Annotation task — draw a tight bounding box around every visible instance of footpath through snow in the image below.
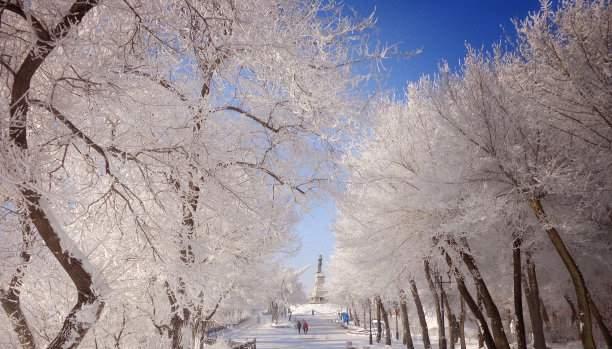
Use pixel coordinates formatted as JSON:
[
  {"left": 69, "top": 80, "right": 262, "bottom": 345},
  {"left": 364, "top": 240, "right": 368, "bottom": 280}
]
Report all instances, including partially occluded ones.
[{"left": 222, "top": 304, "right": 479, "bottom": 349}]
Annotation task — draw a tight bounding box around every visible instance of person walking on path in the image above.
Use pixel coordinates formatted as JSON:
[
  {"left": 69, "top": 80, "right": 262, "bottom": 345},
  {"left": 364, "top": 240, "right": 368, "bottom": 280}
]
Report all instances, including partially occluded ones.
[
  {"left": 296, "top": 320, "right": 302, "bottom": 334},
  {"left": 303, "top": 320, "right": 309, "bottom": 334}
]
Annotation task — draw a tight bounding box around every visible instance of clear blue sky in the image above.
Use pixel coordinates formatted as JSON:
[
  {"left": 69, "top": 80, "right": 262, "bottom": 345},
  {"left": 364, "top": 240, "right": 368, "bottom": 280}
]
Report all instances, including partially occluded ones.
[{"left": 288, "top": 0, "right": 542, "bottom": 292}]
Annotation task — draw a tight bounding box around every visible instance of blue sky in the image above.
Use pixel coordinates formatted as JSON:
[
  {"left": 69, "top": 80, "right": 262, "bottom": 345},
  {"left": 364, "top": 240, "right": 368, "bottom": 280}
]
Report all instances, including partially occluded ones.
[{"left": 288, "top": 0, "right": 542, "bottom": 292}]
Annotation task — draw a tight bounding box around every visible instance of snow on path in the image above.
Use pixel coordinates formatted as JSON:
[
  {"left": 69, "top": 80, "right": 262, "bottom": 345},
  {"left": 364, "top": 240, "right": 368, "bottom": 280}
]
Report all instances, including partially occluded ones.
[
  {"left": 229, "top": 313, "right": 356, "bottom": 348},
  {"left": 226, "top": 305, "right": 435, "bottom": 349},
  {"left": 221, "top": 304, "right": 577, "bottom": 349}
]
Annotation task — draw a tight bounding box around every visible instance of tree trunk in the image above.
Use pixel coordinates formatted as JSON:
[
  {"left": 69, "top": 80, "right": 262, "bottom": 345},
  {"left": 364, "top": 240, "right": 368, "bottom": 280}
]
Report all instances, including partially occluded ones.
[
  {"left": 400, "top": 290, "right": 415, "bottom": 349},
  {"left": 478, "top": 325, "right": 485, "bottom": 348},
  {"left": 540, "top": 299, "right": 550, "bottom": 331},
  {"left": 524, "top": 256, "right": 546, "bottom": 349},
  {"left": 459, "top": 297, "right": 466, "bottom": 349},
  {"left": 409, "top": 279, "right": 432, "bottom": 349},
  {"left": 565, "top": 295, "right": 578, "bottom": 327},
  {"left": 528, "top": 198, "right": 596, "bottom": 349},
  {"left": 169, "top": 18, "right": 226, "bottom": 345},
  {"left": 0, "top": 288, "right": 36, "bottom": 349},
  {"left": 396, "top": 307, "right": 400, "bottom": 341},
  {"left": 352, "top": 302, "right": 361, "bottom": 327},
  {"left": 168, "top": 178, "right": 201, "bottom": 349},
  {"left": 439, "top": 275, "right": 448, "bottom": 349},
  {"left": 513, "top": 236, "right": 527, "bottom": 349},
  {"left": 369, "top": 299, "right": 373, "bottom": 345},
  {"left": 424, "top": 260, "right": 446, "bottom": 349},
  {"left": 379, "top": 297, "right": 392, "bottom": 345},
  {"left": 170, "top": 308, "right": 191, "bottom": 349},
  {"left": 453, "top": 237, "right": 510, "bottom": 349},
  {"left": 270, "top": 301, "right": 279, "bottom": 324},
  {"left": 376, "top": 296, "right": 382, "bottom": 343},
  {"left": 442, "top": 287, "right": 458, "bottom": 349},
  {"left": 477, "top": 292, "right": 485, "bottom": 349},
  {"left": 441, "top": 247, "right": 497, "bottom": 349},
  {"left": 26, "top": 192, "right": 106, "bottom": 349},
  {"left": 7, "top": 2, "right": 104, "bottom": 348},
  {"left": 589, "top": 294, "right": 612, "bottom": 348},
  {"left": 165, "top": 281, "right": 190, "bottom": 349},
  {"left": 0, "top": 216, "right": 36, "bottom": 349}
]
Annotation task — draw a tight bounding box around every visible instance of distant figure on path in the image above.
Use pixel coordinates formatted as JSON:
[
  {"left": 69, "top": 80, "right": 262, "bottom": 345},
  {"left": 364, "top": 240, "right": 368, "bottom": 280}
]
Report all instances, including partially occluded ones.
[
  {"left": 341, "top": 311, "right": 349, "bottom": 326},
  {"left": 312, "top": 309, "right": 315, "bottom": 315},
  {"left": 303, "top": 320, "right": 309, "bottom": 334},
  {"left": 296, "top": 320, "right": 302, "bottom": 334}
]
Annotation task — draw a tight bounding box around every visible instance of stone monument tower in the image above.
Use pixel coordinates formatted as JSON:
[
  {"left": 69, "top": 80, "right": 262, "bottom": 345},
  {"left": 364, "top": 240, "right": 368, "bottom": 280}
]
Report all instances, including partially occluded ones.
[{"left": 310, "top": 254, "right": 327, "bottom": 304}]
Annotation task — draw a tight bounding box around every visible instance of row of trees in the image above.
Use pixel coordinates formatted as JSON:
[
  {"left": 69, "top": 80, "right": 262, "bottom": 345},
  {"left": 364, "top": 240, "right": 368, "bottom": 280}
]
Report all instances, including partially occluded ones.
[
  {"left": 330, "top": 1, "right": 611, "bottom": 349},
  {"left": 0, "top": 0, "right": 374, "bottom": 348}
]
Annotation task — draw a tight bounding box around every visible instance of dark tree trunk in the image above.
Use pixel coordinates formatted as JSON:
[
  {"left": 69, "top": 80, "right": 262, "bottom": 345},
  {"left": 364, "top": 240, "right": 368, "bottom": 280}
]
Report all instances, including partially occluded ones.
[
  {"left": 478, "top": 326, "right": 485, "bottom": 348},
  {"left": 0, "top": 216, "right": 36, "bottom": 349},
  {"left": 528, "top": 198, "right": 596, "bottom": 349},
  {"left": 270, "top": 302, "right": 279, "bottom": 323},
  {"left": 540, "top": 298, "right": 550, "bottom": 331},
  {"left": 459, "top": 297, "right": 466, "bottom": 349},
  {"left": 376, "top": 296, "right": 382, "bottom": 343},
  {"left": 6, "top": 2, "right": 103, "bottom": 348},
  {"left": 424, "top": 260, "right": 446, "bottom": 349},
  {"left": 369, "top": 299, "right": 373, "bottom": 345},
  {"left": 165, "top": 281, "right": 188, "bottom": 349},
  {"left": 168, "top": 13, "right": 228, "bottom": 346},
  {"left": 588, "top": 294, "right": 612, "bottom": 348},
  {"left": 400, "top": 290, "right": 414, "bottom": 349},
  {"left": 170, "top": 308, "right": 191, "bottom": 349},
  {"left": 524, "top": 256, "right": 546, "bottom": 349},
  {"left": 352, "top": 302, "right": 361, "bottom": 327},
  {"left": 442, "top": 287, "right": 458, "bottom": 349},
  {"left": 27, "top": 191, "right": 106, "bottom": 349},
  {"left": 409, "top": 279, "right": 432, "bottom": 349},
  {"left": 441, "top": 247, "right": 497, "bottom": 349},
  {"left": 438, "top": 275, "right": 448, "bottom": 349},
  {"left": 410, "top": 280, "right": 431, "bottom": 349},
  {"left": 453, "top": 237, "right": 510, "bottom": 349},
  {"left": 396, "top": 307, "right": 400, "bottom": 341},
  {"left": 379, "top": 297, "right": 392, "bottom": 345},
  {"left": 169, "top": 174, "right": 201, "bottom": 348},
  {"left": 477, "top": 291, "right": 485, "bottom": 349},
  {"left": 513, "top": 236, "right": 527, "bottom": 349},
  {"left": 564, "top": 295, "right": 578, "bottom": 327}
]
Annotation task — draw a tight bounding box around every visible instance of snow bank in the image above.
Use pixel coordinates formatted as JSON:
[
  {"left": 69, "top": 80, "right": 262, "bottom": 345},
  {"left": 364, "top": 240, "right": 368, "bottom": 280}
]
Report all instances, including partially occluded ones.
[
  {"left": 270, "top": 322, "right": 293, "bottom": 328},
  {"left": 203, "top": 342, "right": 231, "bottom": 349},
  {"left": 291, "top": 303, "right": 342, "bottom": 315}
]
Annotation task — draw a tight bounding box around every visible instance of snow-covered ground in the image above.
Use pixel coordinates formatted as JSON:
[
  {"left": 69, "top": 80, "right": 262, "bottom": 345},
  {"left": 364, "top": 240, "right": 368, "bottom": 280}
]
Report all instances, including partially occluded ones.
[{"left": 221, "top": 304, "right": 480, "bottom": 349}]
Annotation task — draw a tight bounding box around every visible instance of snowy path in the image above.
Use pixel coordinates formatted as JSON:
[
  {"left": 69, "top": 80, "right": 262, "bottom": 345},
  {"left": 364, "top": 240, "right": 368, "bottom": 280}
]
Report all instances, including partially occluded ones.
[
  {"left": 225, "top": 305, "right": 446, "bottom": 349},
  {"left": 228, "top": 312, "right": 361, "bottom": 348},
  {"left": 231, "top": 313, "right": 358, "bottom": 348}
]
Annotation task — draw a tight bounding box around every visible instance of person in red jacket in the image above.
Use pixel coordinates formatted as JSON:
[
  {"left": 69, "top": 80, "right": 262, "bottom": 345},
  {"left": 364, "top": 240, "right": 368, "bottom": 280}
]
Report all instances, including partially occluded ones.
[{"left": 302, "top": 320, "right": 309, "bottom": 334}]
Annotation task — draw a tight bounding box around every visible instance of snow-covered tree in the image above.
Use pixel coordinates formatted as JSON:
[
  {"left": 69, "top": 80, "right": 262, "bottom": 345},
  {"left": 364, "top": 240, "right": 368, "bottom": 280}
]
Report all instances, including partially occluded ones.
[
  {"left": 0, "top": 1, "right": 377, "bottom": 348},
  {"left": 331, "top": 2, "right": 611, "bottom": 349}
]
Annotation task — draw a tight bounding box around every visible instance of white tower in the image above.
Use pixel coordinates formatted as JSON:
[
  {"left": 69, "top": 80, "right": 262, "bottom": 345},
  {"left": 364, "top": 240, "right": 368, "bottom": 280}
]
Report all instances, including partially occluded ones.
[{"left": 310, "top": 254, "right": 327, "bottom": 304}]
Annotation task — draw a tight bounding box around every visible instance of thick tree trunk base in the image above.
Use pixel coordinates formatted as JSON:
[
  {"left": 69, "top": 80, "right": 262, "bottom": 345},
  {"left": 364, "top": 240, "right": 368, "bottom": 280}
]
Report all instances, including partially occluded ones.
[{"left": 410, "top": 279, "right": 432, "bottom": 349}]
